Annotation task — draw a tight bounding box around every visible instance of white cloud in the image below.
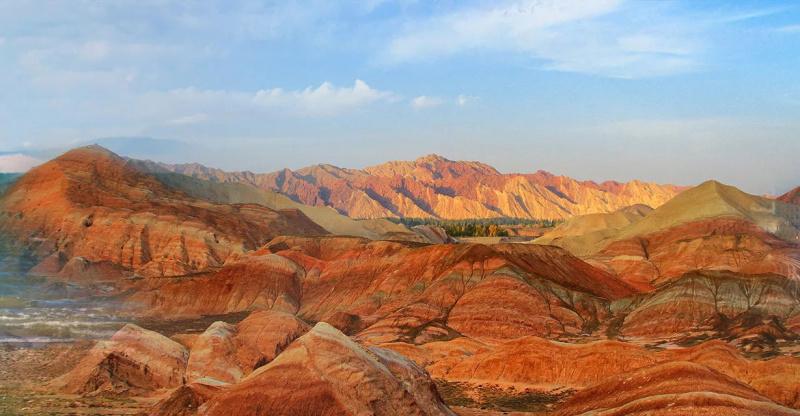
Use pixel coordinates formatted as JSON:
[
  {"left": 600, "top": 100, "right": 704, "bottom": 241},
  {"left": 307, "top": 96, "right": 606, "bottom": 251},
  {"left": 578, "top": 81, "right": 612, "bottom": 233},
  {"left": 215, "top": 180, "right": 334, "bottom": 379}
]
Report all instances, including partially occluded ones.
[
  {"left": 385, "top": 0, "right": 622, "bottom": 62},
  {"left": 18, "top": 46, "right": 140, "bottom": 90},
  {"left": 714, "top": 7, "right": 787, "bottom": 24},
  {"left": 456, "top": 94, "right": 477, "bottom": 107},
  {"left": 167, "top": 113, "right": 209, "bottom": 125},
  {"left": 411, "top": 95, "right": 443, "bottom": 109},
  {"left": 0, "top": 154, "right": 42, "bottom": 172},
  {"left": 252, "top": 79, "right": 394, "bottom": 115},
  {"left": 380, "top": 0, "right": 744, "bottom": 78},
  {"left": 776, "top": 24, "right": 800, "bottom": 34},
  {"left": 616, "top": 35, "right": 695, "bottom": 56},
  {"left": 131, "top": 79, "right": 395, "bottom": 122},
  {"left": 79, "top": 40, "right": 111, "bottom": 61}
]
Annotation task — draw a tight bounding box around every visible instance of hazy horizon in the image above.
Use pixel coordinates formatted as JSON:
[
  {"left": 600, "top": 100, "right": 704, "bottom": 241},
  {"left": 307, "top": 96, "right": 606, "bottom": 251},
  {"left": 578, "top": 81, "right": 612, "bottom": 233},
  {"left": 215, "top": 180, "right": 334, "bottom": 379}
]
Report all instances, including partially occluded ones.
[{"left": 1, "top": 1, "right": 799, "bottom": 194}]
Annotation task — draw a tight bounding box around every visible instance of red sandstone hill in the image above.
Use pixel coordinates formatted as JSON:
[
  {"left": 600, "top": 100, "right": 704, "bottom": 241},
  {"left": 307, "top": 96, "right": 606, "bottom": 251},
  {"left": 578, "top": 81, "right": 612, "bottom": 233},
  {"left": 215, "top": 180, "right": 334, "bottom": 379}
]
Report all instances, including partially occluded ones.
[
  {"left": 49, "top": 314, "right": 454, "bottom": 415},
  {"left": 0, "top": 146, "right": 327, "bottom": 277},
  {"left": 125, "top": 232, "right": 800, "bottom": 349},
  {"left": 594, "top": 217, "right": 800, "bottom": 291},
  {"left": 198, "top": 322, "right": 455, "bottom": 416},
  {"left": 146, "top": 154, "right": 684, "bottom": 220},
  {"left": 529, "top": 181, "right": 800, "bottom": 345},
  {"left": 419, "top": 337, "right": 800, "bottom": 408},
  {"left": 381, "top": 334, "right": 800, "bottom": 414},
  {"left": 554, "top": 361, "right": 800, "bottom": 416},
  {"left": 49, "top": 308, "right": 800, "bottom": 415},
  {"left": 127, "top": 236, "right": 635, "bottom": 341}
]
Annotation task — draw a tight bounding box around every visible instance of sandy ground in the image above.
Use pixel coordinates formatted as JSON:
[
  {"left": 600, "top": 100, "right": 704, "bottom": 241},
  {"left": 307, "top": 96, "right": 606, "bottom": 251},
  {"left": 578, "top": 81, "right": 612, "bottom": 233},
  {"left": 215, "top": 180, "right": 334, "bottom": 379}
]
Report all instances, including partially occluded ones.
[
  {"left": 453, "top": 408, "right": 540, "bottom": 416},
  {"left": 0, "top": 342, "right": 156, "bottom": 415}
]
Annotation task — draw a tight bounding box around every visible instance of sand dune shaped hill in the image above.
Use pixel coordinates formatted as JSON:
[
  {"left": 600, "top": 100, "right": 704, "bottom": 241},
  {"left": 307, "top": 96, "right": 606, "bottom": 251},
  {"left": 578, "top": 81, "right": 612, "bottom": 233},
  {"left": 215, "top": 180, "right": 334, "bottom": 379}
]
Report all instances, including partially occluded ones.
[{"left": 538, "top": 180, "right": 800, "bottom": 257}]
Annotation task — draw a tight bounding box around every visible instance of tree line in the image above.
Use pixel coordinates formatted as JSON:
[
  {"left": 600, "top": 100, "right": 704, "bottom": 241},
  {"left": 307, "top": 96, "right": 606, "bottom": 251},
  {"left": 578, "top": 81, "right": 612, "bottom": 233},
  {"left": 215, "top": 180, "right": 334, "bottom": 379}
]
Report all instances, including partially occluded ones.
[{"left": 390, "top": 217, "right": 562, "bottom": 238}]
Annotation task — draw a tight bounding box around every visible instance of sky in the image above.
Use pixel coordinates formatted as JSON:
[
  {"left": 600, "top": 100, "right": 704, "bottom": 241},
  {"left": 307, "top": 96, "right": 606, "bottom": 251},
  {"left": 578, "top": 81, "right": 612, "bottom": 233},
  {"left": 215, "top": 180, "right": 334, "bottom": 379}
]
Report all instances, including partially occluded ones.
[{"left": 0, "top": 0, "right": 799, "bottom": 194}]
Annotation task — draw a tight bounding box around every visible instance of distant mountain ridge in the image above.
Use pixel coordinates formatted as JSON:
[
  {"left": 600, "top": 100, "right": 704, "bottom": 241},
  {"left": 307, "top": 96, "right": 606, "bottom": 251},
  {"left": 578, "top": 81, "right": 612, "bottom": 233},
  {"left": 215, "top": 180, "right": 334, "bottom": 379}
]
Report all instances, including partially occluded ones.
[
  {"left": 146, "top": 154, "right": 686, "bottom": 220},
  {"left": 779, "top": 186, "right": 800, "bottom": 205}
]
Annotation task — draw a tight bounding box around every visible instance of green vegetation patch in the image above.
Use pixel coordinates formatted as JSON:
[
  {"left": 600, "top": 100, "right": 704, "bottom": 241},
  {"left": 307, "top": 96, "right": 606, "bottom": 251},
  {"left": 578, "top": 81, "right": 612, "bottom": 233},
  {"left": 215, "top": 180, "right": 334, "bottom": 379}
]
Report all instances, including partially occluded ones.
[
  {"left": 435, "top": 379, "right": 573, "bottom": 412},
  {"left": 390, "top": 217, "right": 562, "bottom": 237}
]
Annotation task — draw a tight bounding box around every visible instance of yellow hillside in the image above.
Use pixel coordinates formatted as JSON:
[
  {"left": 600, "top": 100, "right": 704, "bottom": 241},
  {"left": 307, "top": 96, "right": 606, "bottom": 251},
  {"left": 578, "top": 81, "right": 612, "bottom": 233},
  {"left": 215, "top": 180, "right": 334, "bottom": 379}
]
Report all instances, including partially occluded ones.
[
  {"left": 536, "top": 180, "right": 800, "bottom": 256},
  {"left": 619, "top": 180, "right": 800, "bottom": 240},
  {"left": 534, "top": 204, "right": 652, "bottom": 255}
]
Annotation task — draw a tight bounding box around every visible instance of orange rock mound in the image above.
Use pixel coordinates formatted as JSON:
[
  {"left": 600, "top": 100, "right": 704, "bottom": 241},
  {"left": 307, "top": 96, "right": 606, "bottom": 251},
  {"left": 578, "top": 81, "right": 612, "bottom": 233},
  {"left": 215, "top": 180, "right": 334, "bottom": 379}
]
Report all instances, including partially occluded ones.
[
  {"left": 403, "top": 336, "right": 800, "bottom": 410},
  {"left": 555, "top": 361, "right": 800, "bottom": 416},
  {"left": 199, "top": 322, "right": 454, "bottom": 416},
  {"left": 185, "top": 310, "right": 310, "bottom": 384},
  {"left": 49, "top": 324, "right": 188, "bottom": 396}
]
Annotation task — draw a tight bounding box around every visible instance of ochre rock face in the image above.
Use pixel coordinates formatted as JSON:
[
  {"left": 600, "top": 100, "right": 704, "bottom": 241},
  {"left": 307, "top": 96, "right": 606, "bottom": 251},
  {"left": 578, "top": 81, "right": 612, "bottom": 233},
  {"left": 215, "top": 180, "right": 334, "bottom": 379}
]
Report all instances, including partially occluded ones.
[
  {"left": 198, "top": 323, "right": 455, "bottom": 416},
  {"left": 554, "top": 361, "right": 800, "bottom": 416},
  {"left": 0, "top": 146, "right": 327, "bottom": 277},
  {"left": 129, "top": 237, "right": 634, "bottom": 342},
  {"left": 594, "top": 218, "right": 800, "bottom": 290},
  {"left": 153, "top": 154, "right": 683, "bottom": 220},
  {"left": 49, "top": 324, "right": 188, "bottom": 396}
]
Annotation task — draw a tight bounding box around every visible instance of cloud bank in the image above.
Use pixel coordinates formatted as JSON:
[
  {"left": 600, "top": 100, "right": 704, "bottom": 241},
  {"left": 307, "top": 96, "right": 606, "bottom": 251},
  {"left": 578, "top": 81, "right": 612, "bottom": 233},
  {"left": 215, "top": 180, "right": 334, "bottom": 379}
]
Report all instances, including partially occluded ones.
[{"left": 0, "top": 154, "right": 43, "bottom": 172}]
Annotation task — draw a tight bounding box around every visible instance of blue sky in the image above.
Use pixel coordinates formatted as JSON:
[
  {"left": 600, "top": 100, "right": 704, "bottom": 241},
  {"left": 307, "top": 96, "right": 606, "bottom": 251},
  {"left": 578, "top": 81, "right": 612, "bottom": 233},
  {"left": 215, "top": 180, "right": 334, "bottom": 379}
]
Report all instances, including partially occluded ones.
[{"left": 0, "top": 0, "right": 799, "bottom": 193}]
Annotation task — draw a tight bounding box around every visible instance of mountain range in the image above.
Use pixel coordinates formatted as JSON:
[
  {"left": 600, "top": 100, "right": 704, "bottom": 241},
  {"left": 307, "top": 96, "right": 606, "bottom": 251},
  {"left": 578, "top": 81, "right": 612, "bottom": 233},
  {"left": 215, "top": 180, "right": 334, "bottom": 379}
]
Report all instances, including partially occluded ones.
[{"left": 142, "top": 154, "right": 685, "bottom": 220}]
